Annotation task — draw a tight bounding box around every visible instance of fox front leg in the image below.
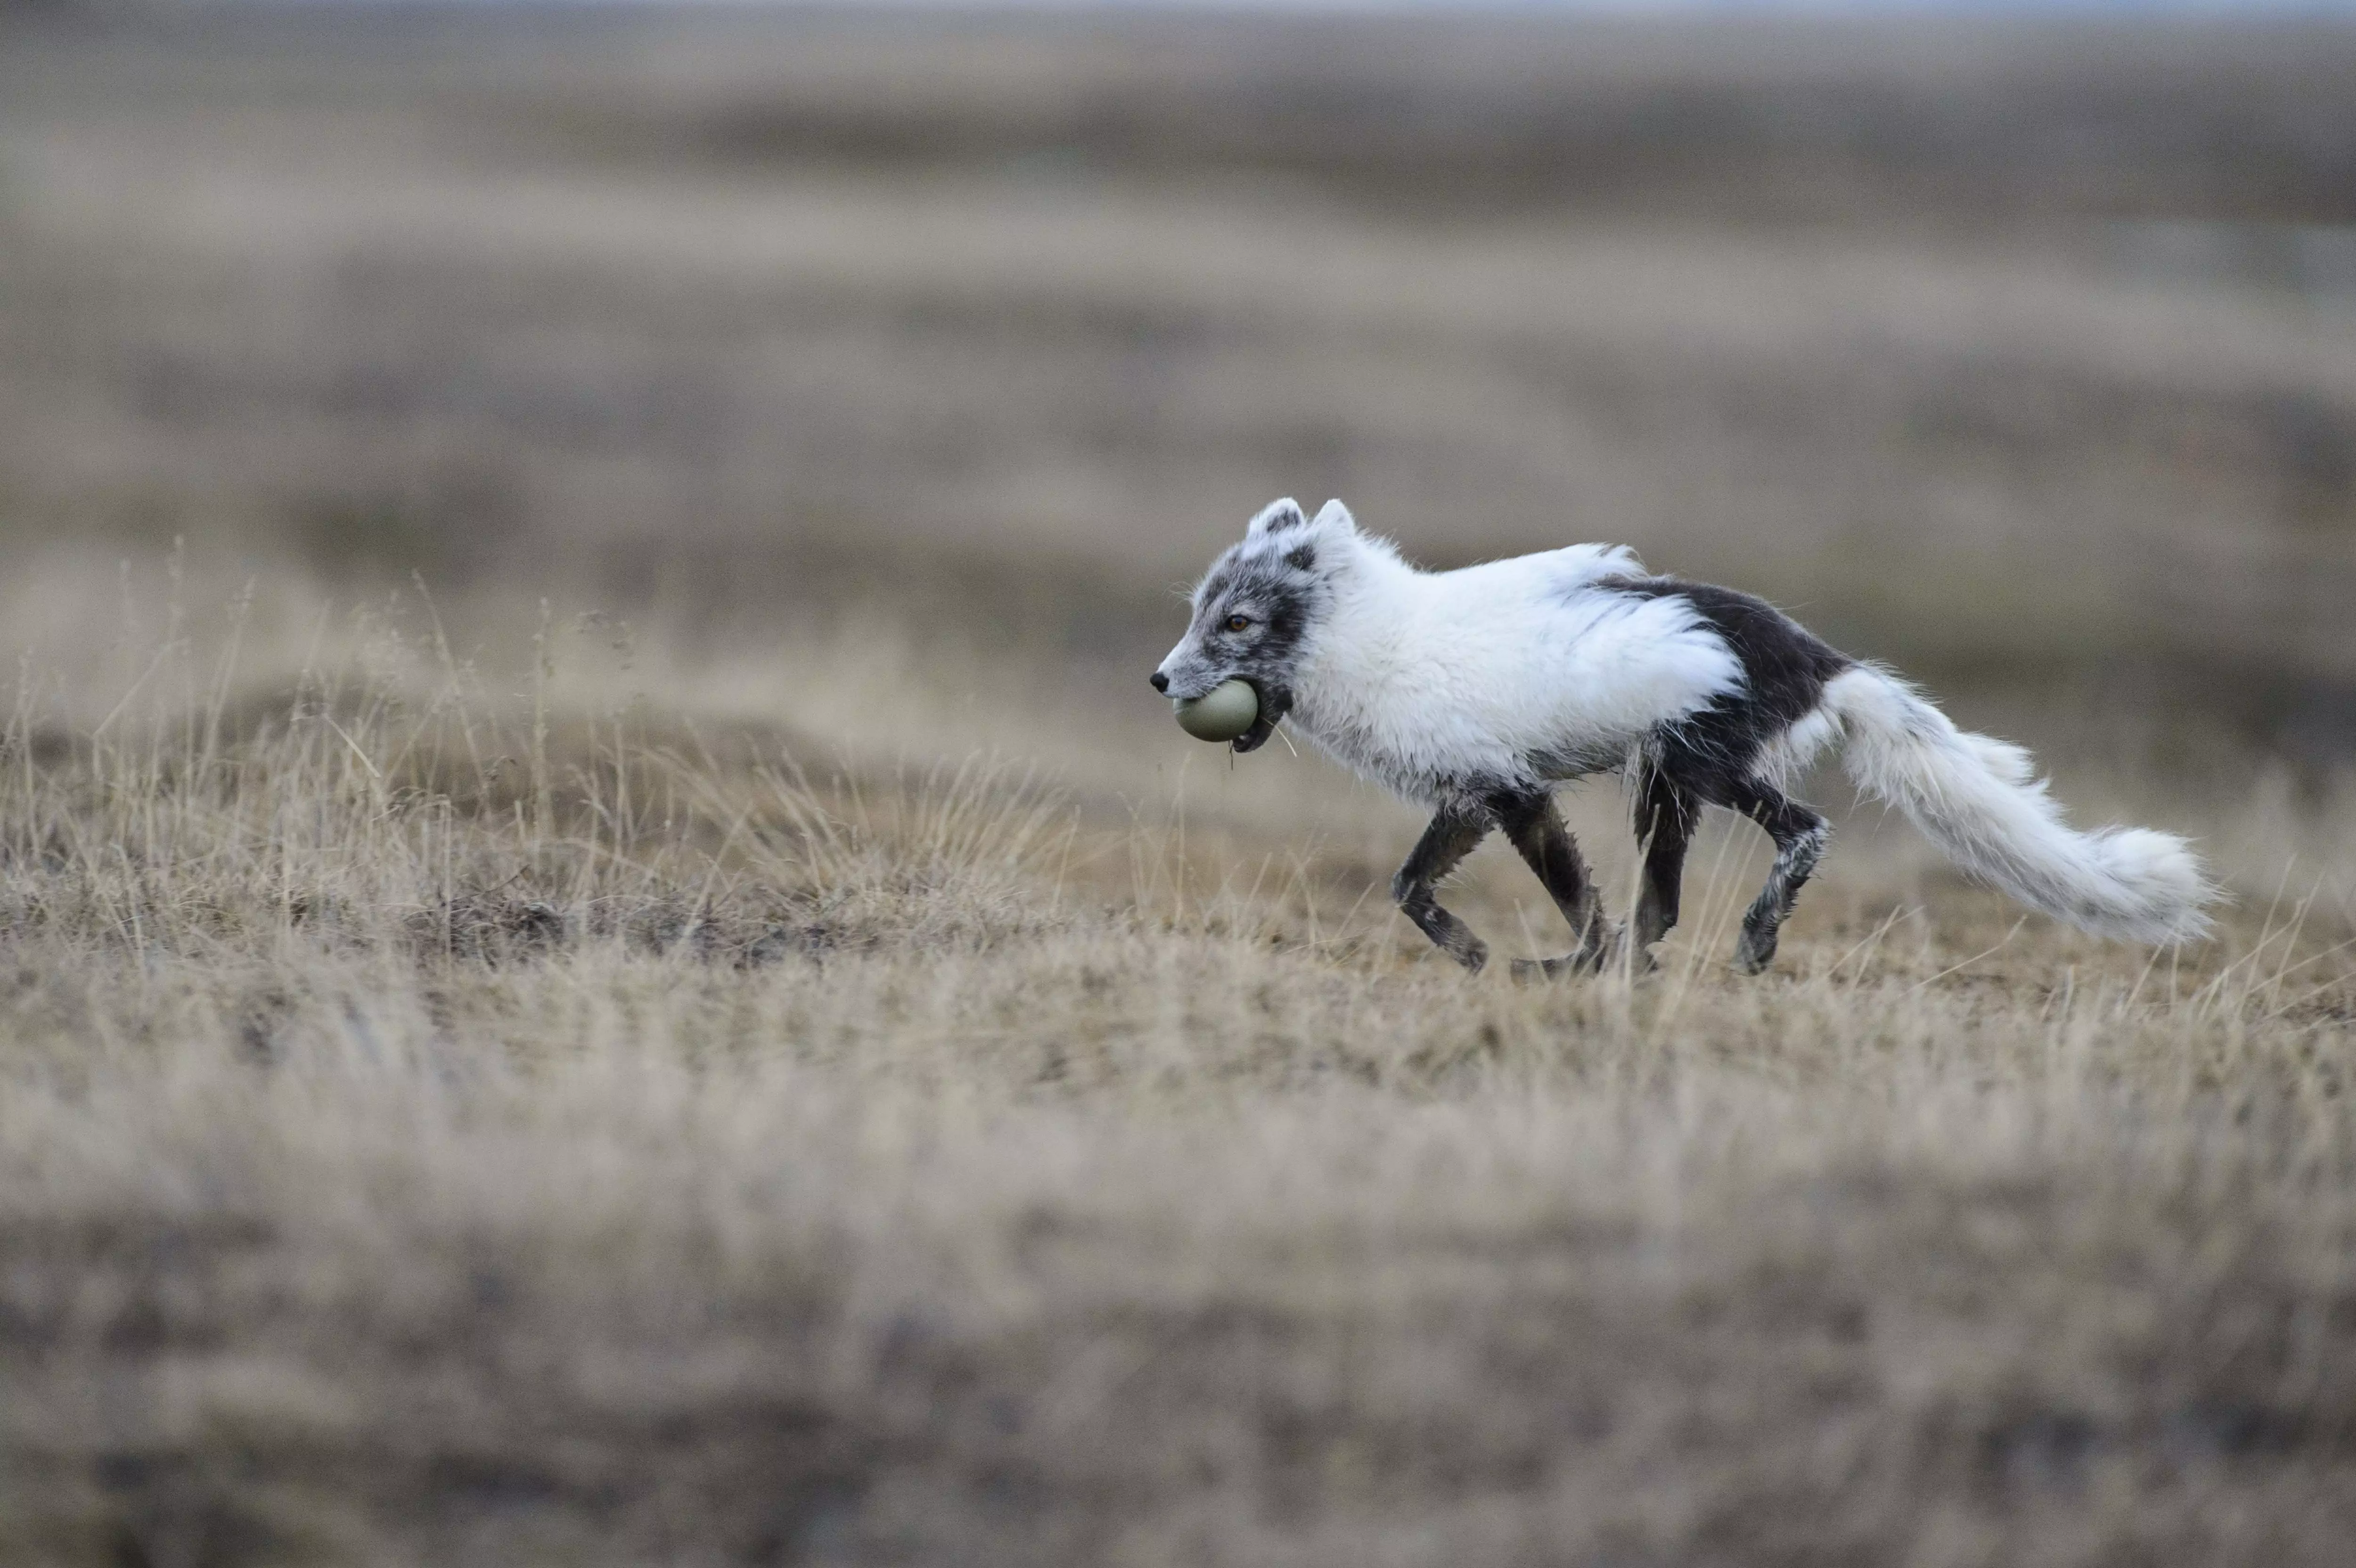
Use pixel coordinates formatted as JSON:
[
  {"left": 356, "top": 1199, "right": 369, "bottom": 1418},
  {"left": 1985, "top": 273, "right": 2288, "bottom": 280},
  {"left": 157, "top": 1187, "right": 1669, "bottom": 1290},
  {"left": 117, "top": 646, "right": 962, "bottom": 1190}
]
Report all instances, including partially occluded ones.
[
  {"left": 1495, "top": 791, "right": 1618, "bottom": 978},
  {"left": 1391, "top": 808, "right": 1492, "bottom": 972}
]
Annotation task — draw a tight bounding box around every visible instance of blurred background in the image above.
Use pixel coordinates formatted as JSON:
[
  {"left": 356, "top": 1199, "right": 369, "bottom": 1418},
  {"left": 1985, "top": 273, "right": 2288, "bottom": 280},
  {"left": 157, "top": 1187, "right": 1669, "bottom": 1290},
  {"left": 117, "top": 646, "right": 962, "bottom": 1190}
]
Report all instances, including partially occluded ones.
[{"left": 2, "top": 0, "right": 2354, "bottom": 777}]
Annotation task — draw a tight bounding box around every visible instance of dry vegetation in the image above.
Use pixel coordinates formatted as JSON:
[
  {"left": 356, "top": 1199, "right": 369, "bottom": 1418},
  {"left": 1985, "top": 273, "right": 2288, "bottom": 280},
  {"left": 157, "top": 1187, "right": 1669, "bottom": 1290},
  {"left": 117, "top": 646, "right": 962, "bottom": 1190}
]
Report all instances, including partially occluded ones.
[
  {"left": 2, "top": 8, "right": 2356, "bottom": 1565},
  {"left": 6, "top": 9, "right": 2356, "bottom": 719},
  {"left": 0, "top": 586, "right": 2351, "bottom": 1568}
]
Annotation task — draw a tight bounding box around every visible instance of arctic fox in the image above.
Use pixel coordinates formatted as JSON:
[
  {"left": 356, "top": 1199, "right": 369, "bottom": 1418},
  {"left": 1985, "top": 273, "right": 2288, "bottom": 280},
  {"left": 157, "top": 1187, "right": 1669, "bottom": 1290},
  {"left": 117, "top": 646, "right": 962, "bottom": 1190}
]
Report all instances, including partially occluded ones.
[{"left": 1152, "top": 498, "right": 2215, "bottom": 976}]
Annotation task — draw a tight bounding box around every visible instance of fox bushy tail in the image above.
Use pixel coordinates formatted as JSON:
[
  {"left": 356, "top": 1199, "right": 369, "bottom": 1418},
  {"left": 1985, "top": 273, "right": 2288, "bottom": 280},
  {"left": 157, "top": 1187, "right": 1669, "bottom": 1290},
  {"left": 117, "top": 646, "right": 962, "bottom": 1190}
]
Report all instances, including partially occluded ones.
[{"left": 1820, "top": 666, "right": 2214, "bottom": 943}]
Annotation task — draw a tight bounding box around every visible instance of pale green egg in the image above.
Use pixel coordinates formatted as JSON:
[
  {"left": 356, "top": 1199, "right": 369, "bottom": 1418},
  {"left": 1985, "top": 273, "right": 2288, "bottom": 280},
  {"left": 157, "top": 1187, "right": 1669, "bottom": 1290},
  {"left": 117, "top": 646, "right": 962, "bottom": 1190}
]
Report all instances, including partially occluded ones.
[{"left": 1173, "top": 679, "right": 1260, "bottom": 743}]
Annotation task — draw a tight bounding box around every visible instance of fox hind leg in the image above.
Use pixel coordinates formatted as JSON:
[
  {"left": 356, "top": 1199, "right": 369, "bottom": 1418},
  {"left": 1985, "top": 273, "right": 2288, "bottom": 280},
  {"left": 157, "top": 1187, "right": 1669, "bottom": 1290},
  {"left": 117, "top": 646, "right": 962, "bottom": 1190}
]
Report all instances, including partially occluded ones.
[
  {"left": 1631, "top": 766, "right": 1699, "bottom": 958},
  {"left": 1727, "top": 782, "right": 1829, "bottom": 976}
]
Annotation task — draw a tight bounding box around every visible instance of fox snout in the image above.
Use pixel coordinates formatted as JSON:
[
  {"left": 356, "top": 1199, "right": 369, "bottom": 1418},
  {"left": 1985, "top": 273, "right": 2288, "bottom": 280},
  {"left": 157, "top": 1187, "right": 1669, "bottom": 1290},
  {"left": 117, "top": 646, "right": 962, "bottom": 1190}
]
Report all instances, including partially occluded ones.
[{"left": 1152, "top": 640, "right": 1219, "bottom": 700}]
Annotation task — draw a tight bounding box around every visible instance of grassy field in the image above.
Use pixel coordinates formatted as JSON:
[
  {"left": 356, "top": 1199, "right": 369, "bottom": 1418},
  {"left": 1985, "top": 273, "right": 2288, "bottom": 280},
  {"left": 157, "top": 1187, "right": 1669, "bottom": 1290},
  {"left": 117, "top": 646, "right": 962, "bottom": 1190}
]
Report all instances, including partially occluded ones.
[
  {"left": 2, "top": 8, "right": 2356, "bottom": 1565},
  {"left": 0, "top": 582, "right": 2350, "bottom": 1567}
]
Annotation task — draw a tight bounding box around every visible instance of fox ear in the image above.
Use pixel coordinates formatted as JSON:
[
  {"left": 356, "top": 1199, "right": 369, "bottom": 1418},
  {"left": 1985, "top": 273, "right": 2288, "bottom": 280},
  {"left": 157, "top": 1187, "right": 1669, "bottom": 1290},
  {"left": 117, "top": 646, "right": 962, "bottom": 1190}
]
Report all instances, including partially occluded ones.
[
  {"left": 1247, "top": 498, "right": 1308, "bottom": 535},
  {"left": 1311, "top": 499, "right": 1356, "bottom": 533}
]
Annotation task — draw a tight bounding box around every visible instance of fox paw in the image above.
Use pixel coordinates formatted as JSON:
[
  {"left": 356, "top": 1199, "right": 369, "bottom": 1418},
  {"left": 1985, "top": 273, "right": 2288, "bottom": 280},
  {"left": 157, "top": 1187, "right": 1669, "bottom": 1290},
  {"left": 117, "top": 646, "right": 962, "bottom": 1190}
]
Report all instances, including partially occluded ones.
[
  {"left": 1511, "top": 925, "right": 1652, "bottom": 980},
  {"left": 1732, "top": 924, "right": 1780, "bottom": 976}
]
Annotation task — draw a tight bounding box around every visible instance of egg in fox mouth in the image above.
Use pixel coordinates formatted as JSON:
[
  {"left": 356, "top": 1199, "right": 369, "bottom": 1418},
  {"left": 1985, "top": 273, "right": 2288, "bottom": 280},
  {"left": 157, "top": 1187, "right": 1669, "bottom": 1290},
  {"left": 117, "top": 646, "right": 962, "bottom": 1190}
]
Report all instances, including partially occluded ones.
[
  {"left": 1172, "top": 679, "right": 1258, "bottom": 743},
  {"left": 1157, "top": 667, "right": 1291, "bottom": 752}
]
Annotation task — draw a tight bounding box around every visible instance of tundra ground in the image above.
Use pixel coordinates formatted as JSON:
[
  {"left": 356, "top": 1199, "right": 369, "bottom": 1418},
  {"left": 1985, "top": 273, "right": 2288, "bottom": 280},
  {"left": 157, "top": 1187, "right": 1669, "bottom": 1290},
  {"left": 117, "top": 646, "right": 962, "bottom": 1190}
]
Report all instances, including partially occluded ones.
[
  {"left": 0, "top": 594, "right": 2351, "bottom": 1568},
  {"left": 5, "top": 11, "right": 2356, "bottom": 1562}
]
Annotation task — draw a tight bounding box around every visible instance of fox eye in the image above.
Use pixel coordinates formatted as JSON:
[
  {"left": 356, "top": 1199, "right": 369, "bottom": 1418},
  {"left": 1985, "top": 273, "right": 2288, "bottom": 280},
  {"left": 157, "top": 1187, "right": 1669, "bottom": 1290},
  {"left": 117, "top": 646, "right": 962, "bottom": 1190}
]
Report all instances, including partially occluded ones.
[{"left": 1225, "top": 614, "right": 1253, "bottom": 634}]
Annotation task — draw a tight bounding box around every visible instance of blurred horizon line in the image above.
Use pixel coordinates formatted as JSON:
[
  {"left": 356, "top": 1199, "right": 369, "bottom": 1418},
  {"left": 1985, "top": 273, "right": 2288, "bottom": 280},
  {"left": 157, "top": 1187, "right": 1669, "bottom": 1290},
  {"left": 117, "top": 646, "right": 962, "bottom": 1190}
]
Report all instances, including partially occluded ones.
[{"left": 78, "top": 0, "right": 2356, "bottom": 21}]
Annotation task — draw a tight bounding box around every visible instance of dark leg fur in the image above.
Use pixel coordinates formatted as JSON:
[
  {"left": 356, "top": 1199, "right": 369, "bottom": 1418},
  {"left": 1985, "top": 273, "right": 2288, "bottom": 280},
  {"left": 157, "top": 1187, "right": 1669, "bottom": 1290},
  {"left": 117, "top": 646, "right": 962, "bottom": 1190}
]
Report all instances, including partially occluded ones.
[
  {"left": 1631, "top": 767, "right": 1699, "bottom": 956},
  {"left": 1391, "top": 777, "right": 1813, "bottom": 979},
  {"left": 1726, "top": 781, "right": 1829, "bottom": 976},
  {"left": 1610, "top": 576, "right": 1849, "bottom": 974},
  {"left": 1495, "top": 792, "right": 1615, "bottom": 978},
  {"left": 1391, "top": 808, "right": 1492, "bottom": 972}
]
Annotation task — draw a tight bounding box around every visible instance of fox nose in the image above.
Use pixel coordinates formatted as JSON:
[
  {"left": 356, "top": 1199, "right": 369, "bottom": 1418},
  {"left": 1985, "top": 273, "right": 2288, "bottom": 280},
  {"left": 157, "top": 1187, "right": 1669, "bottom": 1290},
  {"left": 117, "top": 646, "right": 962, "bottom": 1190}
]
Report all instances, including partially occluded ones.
[{"left": 1149, "top": 670, "right": 1170, "bottom": 694}]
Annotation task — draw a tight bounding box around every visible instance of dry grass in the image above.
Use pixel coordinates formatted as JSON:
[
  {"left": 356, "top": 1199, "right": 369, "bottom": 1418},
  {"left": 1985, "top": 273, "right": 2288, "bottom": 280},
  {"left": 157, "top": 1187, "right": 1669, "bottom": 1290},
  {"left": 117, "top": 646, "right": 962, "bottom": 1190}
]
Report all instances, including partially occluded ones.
[
  {"left": 0, "top": 597, "right": 2352, "bottom": 1568},
  {"left": 4, "top": 9, "right": 2356, "bottom": 726},
  {"left": 5, "top": 13, "right": 2356, "bottom": 1563}
]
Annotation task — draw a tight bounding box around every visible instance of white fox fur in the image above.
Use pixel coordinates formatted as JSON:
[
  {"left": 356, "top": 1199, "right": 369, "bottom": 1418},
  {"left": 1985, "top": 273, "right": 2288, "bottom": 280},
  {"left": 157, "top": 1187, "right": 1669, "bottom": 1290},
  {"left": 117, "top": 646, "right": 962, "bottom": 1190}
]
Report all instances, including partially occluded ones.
[
  {"left": 1284, "top": 522, "right": 1740, "bottom": 802},
  {"left": 1805, "top": 666, "right": 2213, "bottom": 943}
]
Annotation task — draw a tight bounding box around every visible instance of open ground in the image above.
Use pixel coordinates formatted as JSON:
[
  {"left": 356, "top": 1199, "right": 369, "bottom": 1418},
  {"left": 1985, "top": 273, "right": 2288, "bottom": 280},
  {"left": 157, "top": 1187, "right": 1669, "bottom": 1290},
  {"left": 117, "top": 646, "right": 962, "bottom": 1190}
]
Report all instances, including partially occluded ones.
[{"left": 2, "top": 9, "right": 2355, "bottom": 1565}]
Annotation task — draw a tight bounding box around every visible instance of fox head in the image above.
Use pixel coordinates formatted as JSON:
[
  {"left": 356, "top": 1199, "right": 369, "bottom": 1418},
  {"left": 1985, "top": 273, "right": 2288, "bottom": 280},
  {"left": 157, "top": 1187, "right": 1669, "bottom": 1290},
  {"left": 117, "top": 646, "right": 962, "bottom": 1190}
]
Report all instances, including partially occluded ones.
[{"left": 1151, "top": 498, "right": 1352, "bottom": 753}]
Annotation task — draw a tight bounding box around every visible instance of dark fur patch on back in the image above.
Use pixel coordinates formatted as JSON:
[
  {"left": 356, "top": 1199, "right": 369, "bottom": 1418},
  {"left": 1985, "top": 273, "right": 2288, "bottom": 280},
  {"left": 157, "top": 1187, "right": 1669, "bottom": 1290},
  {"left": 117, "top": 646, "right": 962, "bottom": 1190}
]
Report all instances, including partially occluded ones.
[{"left": 1608, "top": 577, "right": 1851, "bottom": 805}]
